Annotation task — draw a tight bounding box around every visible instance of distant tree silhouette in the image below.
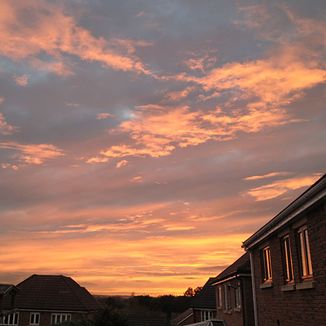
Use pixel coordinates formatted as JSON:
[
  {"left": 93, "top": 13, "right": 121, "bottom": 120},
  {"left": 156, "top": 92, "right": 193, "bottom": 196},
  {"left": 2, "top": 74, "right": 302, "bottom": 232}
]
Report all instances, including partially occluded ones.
[
  {"left": 184, "top": 286, "right": 203, "bottom": 297},
  {"left": 69, "top": 308, "right": 128, "bottom": 326},
  {"left": 183, "top": 287, "right": 194, "bottom": 297},
  {"left": 194, "top": 286, "right": 203, "bottom": 295}
]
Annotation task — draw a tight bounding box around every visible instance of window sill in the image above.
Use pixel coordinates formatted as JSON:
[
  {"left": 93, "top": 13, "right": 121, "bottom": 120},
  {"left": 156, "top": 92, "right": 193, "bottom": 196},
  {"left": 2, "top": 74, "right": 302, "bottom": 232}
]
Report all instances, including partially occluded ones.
[
  {"left": 234, "top": 307, "right": 241, "bottom": 312},
  {"left": 281, "top": 284, "right": 295, "bottom": 292},
  {"left": 223, "top": 310, "right": 232, "bottom": 315},
  {"left": 296, "top": 280, "right": 315, "bottom": 290},
  {"left": 260, "top": 282, "right": 273, "bottom": 289}
]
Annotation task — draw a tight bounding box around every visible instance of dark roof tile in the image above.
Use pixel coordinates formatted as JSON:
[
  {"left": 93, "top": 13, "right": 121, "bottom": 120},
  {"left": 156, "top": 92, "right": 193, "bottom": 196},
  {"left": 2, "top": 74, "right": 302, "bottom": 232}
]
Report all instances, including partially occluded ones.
[
  {"left": 213, "top": 253, "right": 250, "bottom": 283},
  {"left": 3, "top": 275, "right": 100, "bottom": 312}
]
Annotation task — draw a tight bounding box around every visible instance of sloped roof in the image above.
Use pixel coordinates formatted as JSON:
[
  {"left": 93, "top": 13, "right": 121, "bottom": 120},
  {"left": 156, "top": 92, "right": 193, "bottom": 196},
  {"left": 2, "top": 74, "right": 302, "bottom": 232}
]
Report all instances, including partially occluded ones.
[
  {"left": 3, "top": 275, "right": 100, "bottom": 312},
  {"left": 172, "top": 307, "right": 194, "bottom": 326},
  {"left": 172, "top": 278, "right": 217, "bottom": 326},
  {"left": 192, "top": 278, "right": 216, "bottom": 309},
  {"left": 0, "top": 284, "right": 15, "bottom": 295},
  {"left": 213, "top": 253, "right": 250, "bottom": 284}
]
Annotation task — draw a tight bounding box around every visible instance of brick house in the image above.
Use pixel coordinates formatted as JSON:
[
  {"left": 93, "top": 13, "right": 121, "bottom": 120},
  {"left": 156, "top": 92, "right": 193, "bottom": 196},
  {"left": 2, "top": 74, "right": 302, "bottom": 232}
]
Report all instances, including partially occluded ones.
[
  {"left": 243, "top": 174, "right": 326, "bottom": 326},
  {"left": 212, "top": 253, "right": 254, "bottom": 326},
  {"left": 173, "top": 278, "right": 217, "bottom": 326},
  {"left": 0, "top": 275, "right": 101, "bottom": 326},
  {"left": 0, "top": 285, "right": 18, "bottom": 319}
]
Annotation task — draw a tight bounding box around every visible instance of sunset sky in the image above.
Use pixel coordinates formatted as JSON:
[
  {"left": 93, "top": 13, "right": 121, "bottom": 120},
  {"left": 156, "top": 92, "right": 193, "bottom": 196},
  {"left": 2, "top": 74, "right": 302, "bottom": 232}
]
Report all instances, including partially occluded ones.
[{"left": 0, "top": 0, "right": 325, "bottom": 296}]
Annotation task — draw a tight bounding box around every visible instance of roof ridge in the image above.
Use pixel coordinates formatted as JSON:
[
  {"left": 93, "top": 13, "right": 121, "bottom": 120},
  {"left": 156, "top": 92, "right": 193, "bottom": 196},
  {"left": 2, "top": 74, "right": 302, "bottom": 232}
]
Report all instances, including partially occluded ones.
[{"left": 61, "top": 275, "right": 89, "bottom": 311}]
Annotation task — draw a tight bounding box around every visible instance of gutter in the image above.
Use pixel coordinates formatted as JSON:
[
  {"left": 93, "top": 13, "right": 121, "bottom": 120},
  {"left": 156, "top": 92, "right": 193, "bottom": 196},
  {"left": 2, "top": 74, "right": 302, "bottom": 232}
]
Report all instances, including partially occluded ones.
[
  {"left": 249, "top": 252, "right": 258, "bottom": 326},
  {"left": 211, "top": 273, "right": 251, "bottom": 286}
]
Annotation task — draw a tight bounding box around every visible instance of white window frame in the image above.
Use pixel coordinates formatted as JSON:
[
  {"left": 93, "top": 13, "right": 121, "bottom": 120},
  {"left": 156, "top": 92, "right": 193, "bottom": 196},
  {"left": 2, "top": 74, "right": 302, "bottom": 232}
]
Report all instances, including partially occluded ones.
[
  {"left": 217, "top": 286, "right": 223, "bottom": 309},
  {"left": 51, "top": 314, "right": 71, "bottom": 325},
  {"left": 30, "top": 313, "right": 40, "bottom": 326},
  {"left": 298, "top": 226, "right": 313, "bottom": 278},
  {"left": 200, "top": 310, "right": 214, "bottom": 321},
  {"left": 281, "top": 235, "right": 294, "bottom": 283},
  {"left": 0, "top": 313, "right": 19, "bottom": 326},
  {"left": 261, "top": 246, "right": 272, "bottom": 282},
  {"left": 235, "top": 286, "right": 241, "bottom": 309},
  {"left": 224, "top": 284, "right": 231, "bottom": 311}
]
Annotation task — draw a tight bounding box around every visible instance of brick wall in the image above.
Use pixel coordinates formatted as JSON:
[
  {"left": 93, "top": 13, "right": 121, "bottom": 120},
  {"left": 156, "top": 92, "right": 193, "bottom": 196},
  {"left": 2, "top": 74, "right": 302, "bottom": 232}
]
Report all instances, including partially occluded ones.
[
  {"left": 18, "top": 311, "right": 86, "bottom": 326},
  {"left": 251, "top": 200, "right": 326, "bottom": 326},
  {"left": 215, "top": 276, "right": 253, "bottom": 326}
]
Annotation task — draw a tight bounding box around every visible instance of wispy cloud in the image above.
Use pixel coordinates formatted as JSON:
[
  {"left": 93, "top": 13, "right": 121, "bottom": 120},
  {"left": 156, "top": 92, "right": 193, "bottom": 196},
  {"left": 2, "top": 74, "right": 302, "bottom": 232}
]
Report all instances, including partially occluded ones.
[
  {"left": 244, "top": 172, "right": 290, "bottom": 181},
  {"left": 247, "top": 174, "right": 322, "bottom": 201},
  {"left": 0, "top": 142, "right": 64, "bottom": 165},
  {"left": 96, "top": 113, "right": 113, "bottom": 120},
  {"left": 116, "top": 160, "right": 128, "bottom": 168},
  {"left": 0, "top": 0, "right": 151, "bottom": 75},
  {"left": 0, "top": 97, "right": 17, "bottom": 135},
  {"left": 13, "top": 74, "right": 28, "bottom": 86}
]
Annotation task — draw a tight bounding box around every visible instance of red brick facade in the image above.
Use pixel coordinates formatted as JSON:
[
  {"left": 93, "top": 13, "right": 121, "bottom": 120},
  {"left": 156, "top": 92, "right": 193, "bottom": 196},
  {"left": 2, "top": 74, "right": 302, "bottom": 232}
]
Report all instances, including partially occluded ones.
[
  {"left": 15, "top": 311, "right": 90, "bottom": 326},
  {"left": 215, "top": 276, "right": 254, "bottom": 326}
]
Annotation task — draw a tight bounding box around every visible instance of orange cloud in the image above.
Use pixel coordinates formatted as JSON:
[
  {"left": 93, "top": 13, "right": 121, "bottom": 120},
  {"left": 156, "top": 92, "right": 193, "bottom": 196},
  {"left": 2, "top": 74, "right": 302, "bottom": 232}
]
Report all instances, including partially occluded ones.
[
  {"left": 244, "top": 172, "right": 290, "bottom": 181},
  {"left": 88, "top": 104, "right": 291, "bottom": 161},
  {"left": 247, "top": 174, "right": 322, "bottom": 201},
  {"left": 197, "top": 59, "right": 325, "bottom": 104},
  {"left": 96, "top": 113, "right": 113, "bottom": 120},
  {"left": 116, "top": 160, "right": 128, "bottom": 168},
  {"left": 131, "top": 176, "right": 143, "bottom": 183},
  {"left": 0, "top": 97, "right": 17, "bottom": 135},
  {"left": 0, "top": 142, "right": 64, "bottom": 165},
  {"left": 0, "top": 0, "right": 151, "bottom": 75},
  {"left": 165, "top": 87, "right": 196, "bottom": 102}
]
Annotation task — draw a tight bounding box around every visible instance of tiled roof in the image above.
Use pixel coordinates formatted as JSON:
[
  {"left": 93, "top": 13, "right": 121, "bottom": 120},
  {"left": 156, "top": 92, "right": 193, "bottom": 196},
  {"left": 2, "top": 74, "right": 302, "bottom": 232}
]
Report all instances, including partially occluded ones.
[
  {"left": 213, "top": 253, "right": 250, "bottom": 283},
  {"left": 0, "top": 284, "right": 15, "bottom": 295},
  {"left": 192, "top": 278, "right": 216, "bottom": 309},
  {"left": 2, "top": 275, "right": 100, "bottom": 312}
]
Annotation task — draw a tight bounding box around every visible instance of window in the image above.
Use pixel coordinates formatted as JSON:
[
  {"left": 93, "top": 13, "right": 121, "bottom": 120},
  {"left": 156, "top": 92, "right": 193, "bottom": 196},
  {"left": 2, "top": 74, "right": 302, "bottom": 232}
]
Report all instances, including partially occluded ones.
[
  {"left": 224, "top": 284, "right": 231, "bottom": 310},
  {"left": 261, "top": 246, "right": 272, "bottom": 282},
  {"left": 0, "top": 313, "right": 19, "bottom": 326},
  {"left": 30, "top": 313, "right": 40, "bottom": 325},
  {"left": 297, "top": 226, "right": 313, "bottom": 278},
  {"left": 200, "top": 310, "right": 215, "bottom": 321},
  {"left": 217, "top": 286, "right": 223, "bottom": 309},
  {"left": 281, "top": 235, "right": 294, "bottom": 283},
  {"left": 51, "top": 314, "right": 71, "bottom": 325},
  {"left": 235, "top": 286, "right": 241, "bottom": 309}
]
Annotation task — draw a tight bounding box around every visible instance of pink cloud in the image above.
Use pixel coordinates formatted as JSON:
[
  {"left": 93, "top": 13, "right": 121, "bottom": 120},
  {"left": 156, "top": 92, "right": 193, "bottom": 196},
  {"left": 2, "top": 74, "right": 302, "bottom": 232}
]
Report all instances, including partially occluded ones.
[
  {"left": 0, "top": 0, "right": 151, "bottom": 75},
  {"left": 88, "top": 104, "right": 291, "bottom": 161},
  {"left": 96, "top": 113, "right": 113, "bottom": 120},
  {"left": 244, "top": 172, "right": 290, "bottom": 181},
  {"left": 13, "top": 74, "right": 28, "bottom": 86},
  {"left": 0, "top": 142, "right": 64, "bottom": 165},
  {"left": 0, "top": 97, "right": 17, "bottom": 135},
  {"left": 116, "top": 160, "right": 128, "bottom": 168},
  {"left": 246, "top": 174, "right": 322, "bottom": 201}
]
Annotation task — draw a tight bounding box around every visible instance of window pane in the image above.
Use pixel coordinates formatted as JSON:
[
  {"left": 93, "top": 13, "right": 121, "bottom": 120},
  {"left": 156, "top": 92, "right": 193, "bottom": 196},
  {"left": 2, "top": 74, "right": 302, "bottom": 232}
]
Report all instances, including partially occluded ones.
[{"left": 304, "top": 229, "right": 313, "bottom": 275}]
